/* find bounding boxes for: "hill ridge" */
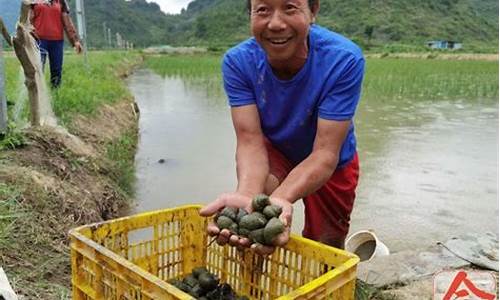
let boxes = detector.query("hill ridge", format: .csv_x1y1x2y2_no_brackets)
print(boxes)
0,0,497,50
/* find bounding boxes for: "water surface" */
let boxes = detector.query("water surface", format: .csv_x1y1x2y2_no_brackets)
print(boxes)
128,68,498,252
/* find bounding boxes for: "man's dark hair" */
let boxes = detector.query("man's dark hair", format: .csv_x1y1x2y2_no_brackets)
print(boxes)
246,0,318,13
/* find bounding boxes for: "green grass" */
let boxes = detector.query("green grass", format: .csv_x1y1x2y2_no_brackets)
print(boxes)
356,280,400,300
4,56,20,109
1,50,140,299
0,174,73,299
0,123,25,150
145,54,499,101
52,51,140,125
105,129,138,197
0,183,24,248
3,51,141,126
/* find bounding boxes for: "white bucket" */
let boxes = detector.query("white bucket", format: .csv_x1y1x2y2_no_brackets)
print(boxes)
345,230,390,262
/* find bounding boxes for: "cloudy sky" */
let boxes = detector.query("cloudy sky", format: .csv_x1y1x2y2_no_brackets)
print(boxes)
147,0,193,14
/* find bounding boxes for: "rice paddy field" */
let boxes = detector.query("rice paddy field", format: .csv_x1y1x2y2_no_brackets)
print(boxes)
6,53,497,122
145,54,221,77
144,54,499,101
3,51,499,251
133,53,498,254
364,58,498,100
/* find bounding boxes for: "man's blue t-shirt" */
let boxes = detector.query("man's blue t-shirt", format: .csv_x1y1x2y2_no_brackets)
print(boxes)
222,24,365,167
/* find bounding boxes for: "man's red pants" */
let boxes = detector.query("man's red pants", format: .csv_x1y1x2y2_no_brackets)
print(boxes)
265,142,359,246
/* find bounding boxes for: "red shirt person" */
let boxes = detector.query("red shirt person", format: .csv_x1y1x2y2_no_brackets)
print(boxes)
31,0,81,88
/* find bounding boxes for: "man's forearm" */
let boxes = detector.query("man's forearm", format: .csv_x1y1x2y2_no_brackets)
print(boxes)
61,13,80,46
235,138,269,197
271,150,338,203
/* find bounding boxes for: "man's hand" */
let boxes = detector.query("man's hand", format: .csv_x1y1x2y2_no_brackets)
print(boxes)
199,192,253,249
200,193,293,256
74,41,82,54
251,196,292,255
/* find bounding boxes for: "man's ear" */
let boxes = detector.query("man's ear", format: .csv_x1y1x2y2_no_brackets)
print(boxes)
310,1,320,23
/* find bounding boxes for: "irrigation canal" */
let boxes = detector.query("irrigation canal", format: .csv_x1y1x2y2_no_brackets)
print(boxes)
127,68,498,252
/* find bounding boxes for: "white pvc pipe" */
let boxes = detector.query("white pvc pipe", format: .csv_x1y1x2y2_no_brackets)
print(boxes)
345,230,390,262
0,267,18,300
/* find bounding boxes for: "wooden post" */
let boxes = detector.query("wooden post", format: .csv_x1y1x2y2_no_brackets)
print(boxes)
0,17,12,47
107,28,112,48
75,0,88,64
12,1,41,126
116,32,122,48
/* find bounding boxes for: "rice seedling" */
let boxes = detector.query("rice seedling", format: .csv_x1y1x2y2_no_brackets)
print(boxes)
145,54,222,77
145,54,498,101
363,58,498,101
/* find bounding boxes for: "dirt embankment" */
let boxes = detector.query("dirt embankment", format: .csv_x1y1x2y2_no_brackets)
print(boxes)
0,96,139,298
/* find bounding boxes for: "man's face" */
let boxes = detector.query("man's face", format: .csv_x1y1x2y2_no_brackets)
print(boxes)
250,0,317,64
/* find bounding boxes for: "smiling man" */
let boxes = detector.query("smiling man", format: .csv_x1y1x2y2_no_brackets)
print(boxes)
200,0,365,255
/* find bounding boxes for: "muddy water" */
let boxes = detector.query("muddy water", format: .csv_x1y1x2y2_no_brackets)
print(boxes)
354,240,377,262
128,69,498,252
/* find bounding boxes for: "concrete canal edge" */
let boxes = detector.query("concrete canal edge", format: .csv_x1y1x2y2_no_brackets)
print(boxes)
358,233,499,298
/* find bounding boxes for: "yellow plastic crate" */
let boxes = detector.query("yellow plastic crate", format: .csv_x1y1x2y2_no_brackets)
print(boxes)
70,205,359,299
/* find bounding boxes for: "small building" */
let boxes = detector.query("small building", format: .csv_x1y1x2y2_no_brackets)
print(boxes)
426,40,463,50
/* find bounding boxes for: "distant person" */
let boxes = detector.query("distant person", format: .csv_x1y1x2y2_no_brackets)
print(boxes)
200,0,365,255
30,0,82,88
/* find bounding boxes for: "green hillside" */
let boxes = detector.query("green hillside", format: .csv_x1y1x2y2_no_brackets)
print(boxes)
172,0,499,51
1,0,498,51
67,0,182,48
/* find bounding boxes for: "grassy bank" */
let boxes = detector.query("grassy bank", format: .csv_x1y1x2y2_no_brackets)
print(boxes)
0,51,141,299
4,51,138,123
105,127,138,197
4,56,19,108
145,54,499,101
53,52,138,126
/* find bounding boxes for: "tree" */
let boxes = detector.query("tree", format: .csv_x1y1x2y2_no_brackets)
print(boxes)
364,25,374,43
